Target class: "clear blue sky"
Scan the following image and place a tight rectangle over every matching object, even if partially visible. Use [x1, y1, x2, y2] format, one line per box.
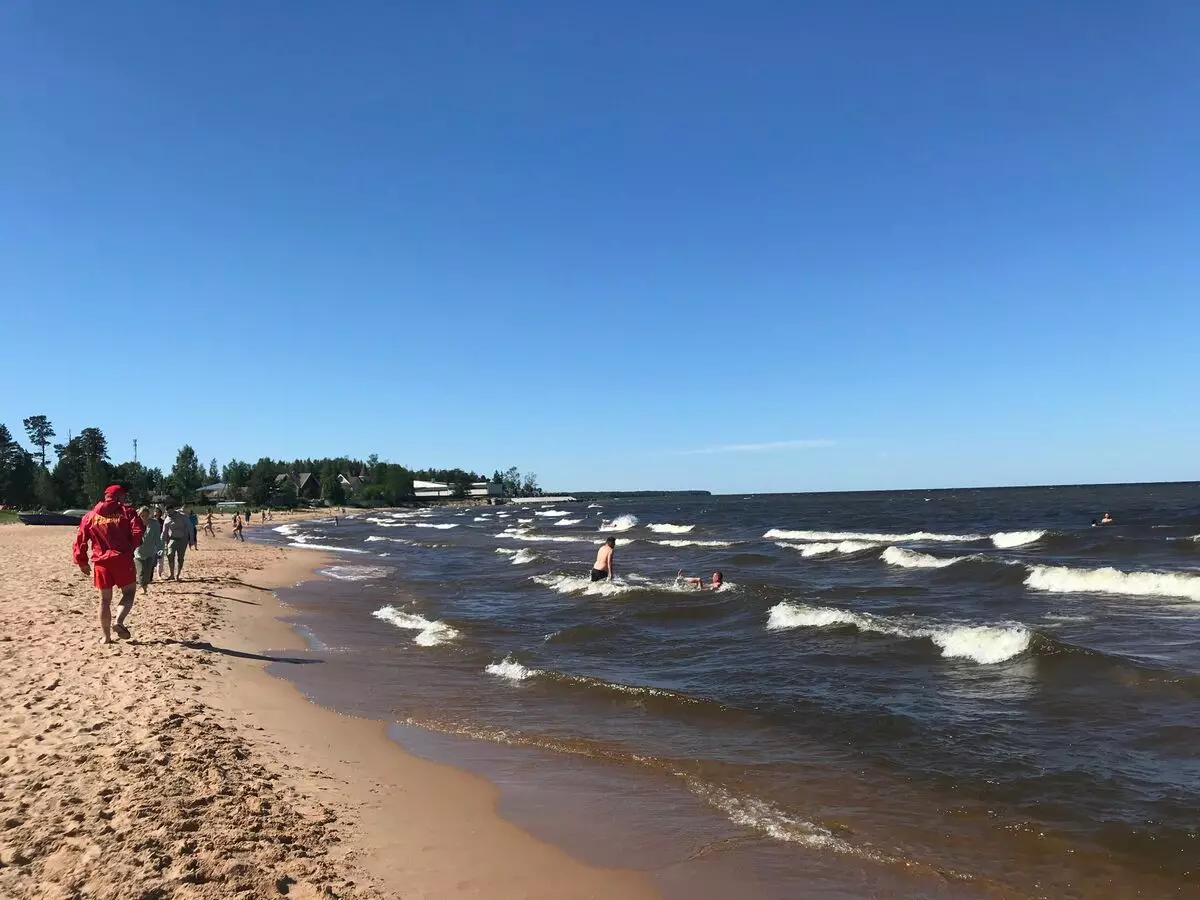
[2, 1, 1197, 493]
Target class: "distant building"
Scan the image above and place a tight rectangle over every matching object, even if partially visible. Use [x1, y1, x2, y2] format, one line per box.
[338, 474, 368, 494]
[197, 482, 232, 501]
[412, 480, 504, 499]
[273, 472, 322, 500]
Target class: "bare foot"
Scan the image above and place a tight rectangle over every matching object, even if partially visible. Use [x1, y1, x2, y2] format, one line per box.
[100, 635, 113, 645]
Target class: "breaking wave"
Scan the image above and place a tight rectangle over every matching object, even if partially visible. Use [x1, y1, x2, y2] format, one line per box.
[372, 605, 459, 646]
[535, 509, 570, 517]
[776, 540, 879, 557]
[532, 574, 635, 597]
[881, 546, 967, 569]
[766, 602, 1031, 665]
[648, 523, 695, 534]
[600, 514, 640, 532]
[319, 565, 392, 581]
[287, 542, 368, 554]
[413, 523, 458, 530]
[485, 656, 539, 682]
[654, 539, 736, 548]
[554, 518, 582, 526]
[991, 530, 1047, 548]
[510, 548, 538, 565]
[1025, 565, 1200, 602]
[764, 528, 981, 543]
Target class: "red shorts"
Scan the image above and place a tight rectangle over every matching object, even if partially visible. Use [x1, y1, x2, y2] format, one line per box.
[93, 556, 136, 590]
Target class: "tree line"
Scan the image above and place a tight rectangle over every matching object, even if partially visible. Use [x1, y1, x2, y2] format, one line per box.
[0, 415, 541, 510]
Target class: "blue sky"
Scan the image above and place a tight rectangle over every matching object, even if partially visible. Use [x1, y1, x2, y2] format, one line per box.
[2, 1, 1197, 493]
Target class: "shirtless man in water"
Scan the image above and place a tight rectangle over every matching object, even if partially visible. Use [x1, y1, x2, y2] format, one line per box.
[591, 537, 616, 582]
[679, 570, 724, 590]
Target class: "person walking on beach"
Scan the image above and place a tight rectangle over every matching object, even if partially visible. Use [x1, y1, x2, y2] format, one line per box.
[188, 509, 199, 549]
[153, 507, 166, 577]
[72, 485, 145, 643]
[591, 537, 616, 582]
[232, 513, 245, 541]
[161, 504, 193, 580]
[204, 510, 215, 538]
[133, 505, 162, 596]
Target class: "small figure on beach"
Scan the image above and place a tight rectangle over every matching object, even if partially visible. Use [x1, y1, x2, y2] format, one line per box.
[133, 505, 162, 596]
[591, 537, 616, 582]
[72, 485, 145, 643]
[677, 570, 724, 590]
[204, 510, 215, 538]
[153, 507, 166, 576]
[232, 513, 245, 542]
[161, 504, 193, 579]
[188, 509, 199, 549]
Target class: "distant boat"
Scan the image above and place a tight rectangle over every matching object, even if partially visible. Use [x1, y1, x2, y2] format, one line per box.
[19, 509, 87, 526]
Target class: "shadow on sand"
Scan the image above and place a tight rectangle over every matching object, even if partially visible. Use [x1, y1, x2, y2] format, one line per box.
[145, 638, 321, 665]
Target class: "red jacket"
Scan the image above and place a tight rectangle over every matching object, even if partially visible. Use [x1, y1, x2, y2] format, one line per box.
[73, 499, 145, 568]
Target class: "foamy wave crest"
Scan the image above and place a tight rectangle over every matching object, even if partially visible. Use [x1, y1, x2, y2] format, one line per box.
[372, 605, 459, 646]
[535, 509, 570, 517]
[287, 542, 368, 554]
[1025, 565, 1200, 601]
[648, 523, 695, 534]
[532, 574, 634, 597]
[364, 518, 407, 528]
[587, 503, 603, 508]
[517, 518, 534, 524]
[685, 781, 867, 857]
[654, 539, 735, 548]
[473, 516, 490, 522]
[764, 528, 981, 543]
[510, 548, 538, 565]
[497, 530, 586, 543]
[320, 565, 392, 581]
[485, 656, 539, 682]
[991, 530, 1046, 548]
[766, 602, 1030, 664]
[273, 523, 301, 536]
[599, 514, 639, 532]
[929, 625, 1031, 664]
[776, 541, 878, 557]
[554, 518, 582, 526]
[881, 546, 966, 569]
[413, 523, 458, 530]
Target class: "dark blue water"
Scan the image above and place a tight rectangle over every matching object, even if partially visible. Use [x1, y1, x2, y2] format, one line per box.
[263, 484, 1200, 898]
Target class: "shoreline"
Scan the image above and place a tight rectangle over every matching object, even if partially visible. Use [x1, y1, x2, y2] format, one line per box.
[0, 521, 658, 899]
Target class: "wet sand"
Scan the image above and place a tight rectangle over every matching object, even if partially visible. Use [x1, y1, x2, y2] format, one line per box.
[0, 521, 657, 899]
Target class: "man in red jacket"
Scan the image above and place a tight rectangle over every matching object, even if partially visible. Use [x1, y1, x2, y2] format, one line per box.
[73, 484, 146, 643]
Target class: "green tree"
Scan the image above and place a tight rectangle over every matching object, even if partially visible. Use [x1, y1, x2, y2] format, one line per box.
[223, 459, 252, 493]
[320, 463, 346, 506]
[34, 466, 59, 510]
[82, 456, 108, 504]
[208, 458, 220, 482]
[22, 415, 55, 468]
[169, 445, 203, 499]
[78, 427, 109, 464]
[0, 425, 36, 507]
[273, 476, 298, 509]
[247, 458, 278, 506]
[111, 460, 152, 506]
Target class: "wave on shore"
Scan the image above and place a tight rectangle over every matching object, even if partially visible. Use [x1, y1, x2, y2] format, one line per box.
[648, 523, 695, 534]
[881, 546, 968, 569]
[372, 605, 459, 646]
[776, 540, 879, 557]
[766, 601, 1031, 664]
[764, 528, 982, 543]
[599, 514, 640, 532]
[991, 530, 1047, 548]
[653, 539, 736, 548]
[1025, 565, 1200, 601]
[320, 565, 392, 581]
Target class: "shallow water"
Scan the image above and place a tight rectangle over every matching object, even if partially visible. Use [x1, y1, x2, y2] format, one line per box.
[264, 484, 1200, 897]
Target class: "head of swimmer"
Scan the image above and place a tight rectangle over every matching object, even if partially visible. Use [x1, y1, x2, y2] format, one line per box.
[605, 537, 616, 548]
[711, 571, 723, 586]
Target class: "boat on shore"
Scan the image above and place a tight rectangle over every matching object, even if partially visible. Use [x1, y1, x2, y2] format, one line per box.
[18, 509, 88, 526]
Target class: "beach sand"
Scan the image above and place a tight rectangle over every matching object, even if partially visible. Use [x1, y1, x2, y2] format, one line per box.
[0, 522, 658, 899]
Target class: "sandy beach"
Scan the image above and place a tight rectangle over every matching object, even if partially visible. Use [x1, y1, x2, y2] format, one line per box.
[0, 519, 658, 899]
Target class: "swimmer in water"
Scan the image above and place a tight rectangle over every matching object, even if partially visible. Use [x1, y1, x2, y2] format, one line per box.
[1100, 512, 1114, 525]
[677, 570, 724, 590]
[591, 537, 616, 582]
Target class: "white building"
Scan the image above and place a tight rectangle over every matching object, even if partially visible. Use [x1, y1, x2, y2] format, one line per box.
[412, 480, 504, 499]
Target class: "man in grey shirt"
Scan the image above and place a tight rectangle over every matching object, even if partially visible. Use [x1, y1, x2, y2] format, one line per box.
[161, 504, 194, 580]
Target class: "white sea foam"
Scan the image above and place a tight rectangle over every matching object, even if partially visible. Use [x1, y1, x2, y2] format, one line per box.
[653, 539, 735, 548]
[320, 565, 392, 581]
[685, 781, 864, 856]
[413, 523, 458, 530]
[766, 602, 1030, 664]
[372, 605, 459, 646]
[532, 574, 635, 597]
[1025, 565, 1200, 602]
[365, 535, 408, 545]
[535, 509, 570, 517]
[485, 656, 539, 682]
[495, 547, 516, 555]
[929, 626, 1031, 664]
[510, 548, 538, 565]
[518, 518, 534, 524]
[554, 518, 582, 526]
[496, 513, 510, 518]
[364, 518, 408, 528]
[776, 541, 878, 557]
[764, 528, 981, 543]
[473, 516, 490, 522]
[272, 523, 301, 536]
[287, 542, 368, 554]
[991, 530, 1047, 548]
[881, 546, 966, 569]
[599, 514, 640, 532]
[648, 523, 695, 534]
[497, 531, 586, 543]
[587, 503, 603, 508]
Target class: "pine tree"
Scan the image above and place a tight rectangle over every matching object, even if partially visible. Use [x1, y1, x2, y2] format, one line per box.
[22, 415, 55, 468]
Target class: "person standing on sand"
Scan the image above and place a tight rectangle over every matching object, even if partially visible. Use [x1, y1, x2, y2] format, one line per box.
[153, 507, 166, 576]
[232, 512, 245, 541]
[72, 485, 145, 643]
[204, 510, 215, 538]
[188, 509, 199, 549]
[591, 537, 616, 582]
[133, 506, 162, 596]
[161, 504, 193, 580]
